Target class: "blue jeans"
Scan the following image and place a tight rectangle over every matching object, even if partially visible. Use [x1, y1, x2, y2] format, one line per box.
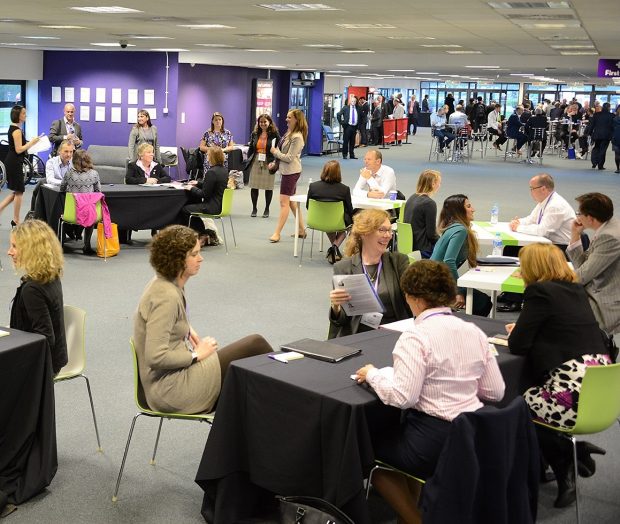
[434, 129, 455, 149]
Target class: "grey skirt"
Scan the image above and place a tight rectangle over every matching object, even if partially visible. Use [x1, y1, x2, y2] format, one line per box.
[248, 158, 275, 190]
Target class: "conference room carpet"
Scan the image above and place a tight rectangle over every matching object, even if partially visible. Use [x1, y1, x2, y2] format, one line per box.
[1, 129, 618, 523]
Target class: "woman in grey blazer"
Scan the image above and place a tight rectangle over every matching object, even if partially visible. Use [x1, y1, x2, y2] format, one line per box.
[128, 109, 160, 162]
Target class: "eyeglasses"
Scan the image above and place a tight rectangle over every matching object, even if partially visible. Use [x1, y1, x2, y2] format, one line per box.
[529, 185, 543, 191]
[575, 211, 582, 216]
[377, 227, 393, 235]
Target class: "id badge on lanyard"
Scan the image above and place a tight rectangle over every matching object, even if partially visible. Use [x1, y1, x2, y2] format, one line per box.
[360, 260, 384, 329]
[258, 153, 266, 162]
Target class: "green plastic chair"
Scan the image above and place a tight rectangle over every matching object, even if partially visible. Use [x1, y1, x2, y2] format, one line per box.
[300, 199, 347, 267]
[188, 187, 236, 254]
[395, 222, 420, 263]
[112, 339, 215, 502]
[54, 305, 102, 452]
[534, 362, 620, 523]
[57, 192, 105, 257]
[397, 199, 407, 223]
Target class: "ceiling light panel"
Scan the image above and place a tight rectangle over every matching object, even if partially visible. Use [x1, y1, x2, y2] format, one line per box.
[71, 6, 142, 14]
[420, 44, 462, 48]
[304, 43, 342, 48]
[336, 24, 395, 29]
[256, 4, 340, 11]
[177, 24, 234, 29]
[447, 50, 482, 54]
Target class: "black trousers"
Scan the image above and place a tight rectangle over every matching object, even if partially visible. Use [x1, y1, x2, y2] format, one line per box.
[342, 124, 357, 158]
[408, 113, 417, 135]
[371, 125, 382, 146]
[591, 139, 611, 168]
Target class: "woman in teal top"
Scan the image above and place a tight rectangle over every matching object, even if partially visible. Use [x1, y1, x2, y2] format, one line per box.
[431, 194, 492, 317]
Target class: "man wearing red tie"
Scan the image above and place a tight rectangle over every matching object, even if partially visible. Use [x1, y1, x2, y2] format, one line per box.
[338, 95, 360, 160]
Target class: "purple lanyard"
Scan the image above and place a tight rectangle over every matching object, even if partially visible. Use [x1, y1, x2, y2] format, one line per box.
[362, 259, 383, 292]
[537, 192, 554, 224]
[420, 311, 452, 321]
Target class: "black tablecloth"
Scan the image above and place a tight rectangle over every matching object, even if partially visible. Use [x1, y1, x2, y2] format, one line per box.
[195, 315, 529, 523]
[36, 184, 189, 231]
[0, 329, 56, 506]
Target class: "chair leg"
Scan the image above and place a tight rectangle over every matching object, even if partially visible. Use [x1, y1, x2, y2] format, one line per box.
[299, 231, 306, 267]
[366, 465, 380, 499]
[228, 215, 236, 247]
[571, 436, 581, 524]
[310, 229, 315, 259]
[80, 374, 102, 452]
[150, 418, 164, 465]
[112, 413, 144, 502]
[218, 218, 229, 255]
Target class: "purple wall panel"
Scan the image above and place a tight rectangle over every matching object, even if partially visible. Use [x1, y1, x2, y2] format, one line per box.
[38, 51, 178, 158]
[308, 75, 325, 156]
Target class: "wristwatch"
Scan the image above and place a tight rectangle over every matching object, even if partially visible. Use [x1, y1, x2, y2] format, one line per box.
[191, 351, 198, 365]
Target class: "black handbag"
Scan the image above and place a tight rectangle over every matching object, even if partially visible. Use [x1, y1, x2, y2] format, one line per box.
[277, 496, 355, 524]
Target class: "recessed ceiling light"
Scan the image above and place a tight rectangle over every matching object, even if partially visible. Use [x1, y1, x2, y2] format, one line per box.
[335, 63, 367, 67]
[420, 44, 462, 48]
[177, 24, 234, 29]
[510, 73, 534, 76]
[336, 24, 395, 29]
[447, 50, 482, 54]
[465, 65, 500, 69]
[23, 36, 61, 40]
[386, 36, 435, 40]
[550, 44, 595, 49]
[196, 43, 233, 47]
[71, 6, 142, 14]
[304, 43, 343, 48]
[417, 72, 439, 75]
[40, 25, 88, 29]
[327, 70, 351, 73]
[245, 49, 278, 52]
[151, 48, 189, 52]
[387, 69, 415, 72]
[126, 36, 174, 40]
[560, 51, 598, 55]
[91, 42, 136, 47]
[340, 50, 375, 53]
[0, 42, 36, 46]
[257, 64, 286, 68]
[257, 4, 340, 11]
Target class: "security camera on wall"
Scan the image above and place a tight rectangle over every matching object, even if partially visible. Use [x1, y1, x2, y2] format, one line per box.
[119, 40, 128, 49]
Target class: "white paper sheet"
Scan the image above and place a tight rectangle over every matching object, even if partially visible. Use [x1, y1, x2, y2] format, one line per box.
[127, 107, 138, 123]
[96, 87, 106, 104]
[80, 106, 90, 121]
[80, 87, 90, 103]
[110, 107, 122, 123]
[145, 107, 157, 120]
[111, 88, 122, 104]
[64, 87, 75, 103]
[28, 135, 51, 154]
[95, 106, 106, 122]
[51, 86, 61, 103]
[332, 274, 385, 316]
[144, 89, 155, 106]
[127, 89, 138, 105]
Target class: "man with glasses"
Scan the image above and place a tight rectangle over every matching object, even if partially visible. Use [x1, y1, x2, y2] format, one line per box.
[496, 173, 575, 312]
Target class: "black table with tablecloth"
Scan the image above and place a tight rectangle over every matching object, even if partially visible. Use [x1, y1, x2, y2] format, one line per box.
[35, 184, 189, 232]
[195, 314, 530, 524]
[0, 329, 56, 508]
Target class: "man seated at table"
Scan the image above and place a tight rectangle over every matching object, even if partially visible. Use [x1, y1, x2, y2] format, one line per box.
[497, 173, 575, 312]
[524, 107, 549, 156]
[448, 104, 468, 127]
[567, 192, 620, 336]
[30, 140, 76, 215]
[430, 106, 455, 153]
[495, 105, 527, 154]
[352, 149, 396, 199]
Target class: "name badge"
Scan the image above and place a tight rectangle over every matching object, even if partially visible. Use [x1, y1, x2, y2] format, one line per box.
[360, 312, 382, 329]
[258, 153, 266, 162]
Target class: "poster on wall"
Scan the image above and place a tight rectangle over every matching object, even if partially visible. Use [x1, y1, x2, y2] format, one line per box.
[95, 106, 105, 122]
[251, 78, 274, 121]
[128, 89, 138, 105]
[80, 87, 90, 103]
[112, 88, 122, 104]
[111, 107, 122, 123]
[145, 108, 157, 120]
[96, 88, 106, 104]
[80, 106, 90, 121]
[144, 89, 155, 106]
[127, 107, 138, 123]
[65, 87, 75, 103]
[51, 87, 61, 103]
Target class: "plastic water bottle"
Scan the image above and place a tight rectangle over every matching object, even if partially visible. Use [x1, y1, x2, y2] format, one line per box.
[490, 203, 499, 225]
[492, 232, 503, 256]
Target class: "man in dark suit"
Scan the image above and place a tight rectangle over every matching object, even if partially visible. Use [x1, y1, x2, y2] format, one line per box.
[357, 96, 370, 146]
[337, 95, 360, 159]
[370, 98, 383, 146]
[49, 103, 83, 156]
[587, 102, 614, 170]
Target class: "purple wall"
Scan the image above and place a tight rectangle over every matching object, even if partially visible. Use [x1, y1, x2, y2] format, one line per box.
[38, 51, 179, 160]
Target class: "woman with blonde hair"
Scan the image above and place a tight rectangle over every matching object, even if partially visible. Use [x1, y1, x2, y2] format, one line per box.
[8, 219, 67, 375]
[128, 109, 160, 162]
[507, 243, 610, 508]
[269, 109, 308, 243]
[431, 194, 491, 316]
[403, 169, 441, 258]
[328, 209, 411, 338]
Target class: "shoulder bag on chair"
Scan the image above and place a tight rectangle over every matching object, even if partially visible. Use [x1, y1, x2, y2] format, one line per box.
[97, 222, 120, 258]
[277, 496, 355, 524]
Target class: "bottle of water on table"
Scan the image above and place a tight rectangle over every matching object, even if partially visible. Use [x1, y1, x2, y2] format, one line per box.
[492, 232, 503, 256]
[490, 203, 499, 225]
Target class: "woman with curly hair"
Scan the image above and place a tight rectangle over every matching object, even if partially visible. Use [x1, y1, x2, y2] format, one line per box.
[8, 219, 67, 375]
[431, 194, 491, 317]
[133, 225, 273, 414]
[328, 209, 411, 338]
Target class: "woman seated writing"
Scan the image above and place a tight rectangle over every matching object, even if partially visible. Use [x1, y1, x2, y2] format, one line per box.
[506, 243, 611, 508]
[134, 225, 272, 414]
[307, 160, 353, 264]
[431, 194, 492, 316]
[125, 143, 171, 185]
[329, 209, 411, 339]
[355, 260, 505, 524]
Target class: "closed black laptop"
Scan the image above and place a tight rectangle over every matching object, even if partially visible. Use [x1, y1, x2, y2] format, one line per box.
[280, 338, 361, 363]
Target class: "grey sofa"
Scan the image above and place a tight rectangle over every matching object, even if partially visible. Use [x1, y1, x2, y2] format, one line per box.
[87, 145, 129, 184]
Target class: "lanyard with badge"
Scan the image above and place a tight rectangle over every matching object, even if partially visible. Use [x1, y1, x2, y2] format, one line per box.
[360, 260, 384, 329]
[537, 191, 554, 224]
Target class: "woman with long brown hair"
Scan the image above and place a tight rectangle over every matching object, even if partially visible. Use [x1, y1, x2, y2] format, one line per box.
[430, 194, 491, 316]
[246, 114, 280, 218]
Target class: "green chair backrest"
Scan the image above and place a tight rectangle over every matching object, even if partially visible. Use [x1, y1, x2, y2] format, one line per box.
[55, 305, 87, 380]
[396, 222, 413, 255]
[219, 188, 234, 217]
[63, 193, 103, 224]
[307, 199, 346, 232]
[129, 338, 151, 414]
[572, 362, 620, 434]
[398, 200, 407, 223]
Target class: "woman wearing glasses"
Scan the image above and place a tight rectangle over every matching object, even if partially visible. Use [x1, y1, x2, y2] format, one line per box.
[328, 209, 411, 338]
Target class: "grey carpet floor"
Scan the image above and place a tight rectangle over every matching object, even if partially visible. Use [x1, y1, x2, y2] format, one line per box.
[1, 130, 619, 523]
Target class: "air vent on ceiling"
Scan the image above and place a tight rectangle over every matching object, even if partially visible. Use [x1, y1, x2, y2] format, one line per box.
[505, 13, 576, 20]
[488, 2, 570, 8]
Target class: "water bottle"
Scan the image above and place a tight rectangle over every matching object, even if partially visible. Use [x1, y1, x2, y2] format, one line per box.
[492, 232, 503, 256]
[490, 203, 499, 225]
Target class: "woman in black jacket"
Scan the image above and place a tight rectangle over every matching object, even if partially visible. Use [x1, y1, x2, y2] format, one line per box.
[246, 114, 280, 218]
[507, 243, 611, 508]
[125, 143, 171, 185]
[9, 219, 67, 376]
[403, 169, 441, 258]
[307, 160, 353, 264]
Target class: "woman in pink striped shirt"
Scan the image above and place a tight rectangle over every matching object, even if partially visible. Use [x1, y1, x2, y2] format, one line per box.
[356, 260, 505, 524]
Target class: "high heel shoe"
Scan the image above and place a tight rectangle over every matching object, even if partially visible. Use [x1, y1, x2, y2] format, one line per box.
[576, 441, 606, 478]
[11, 220, 17, 228]
[553, 462, 576, 508]
[251, 210, 257, 217]
[334, 245, 343, 262]
[326, 246, 336, 265]
[269, 235, 280, 243]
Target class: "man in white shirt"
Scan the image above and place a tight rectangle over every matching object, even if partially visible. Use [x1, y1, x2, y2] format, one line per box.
[448, 104, 468, 127]
[30, 140, 75, 215]
[353, 149, 396, 199]
[430, 107, 455, 152]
